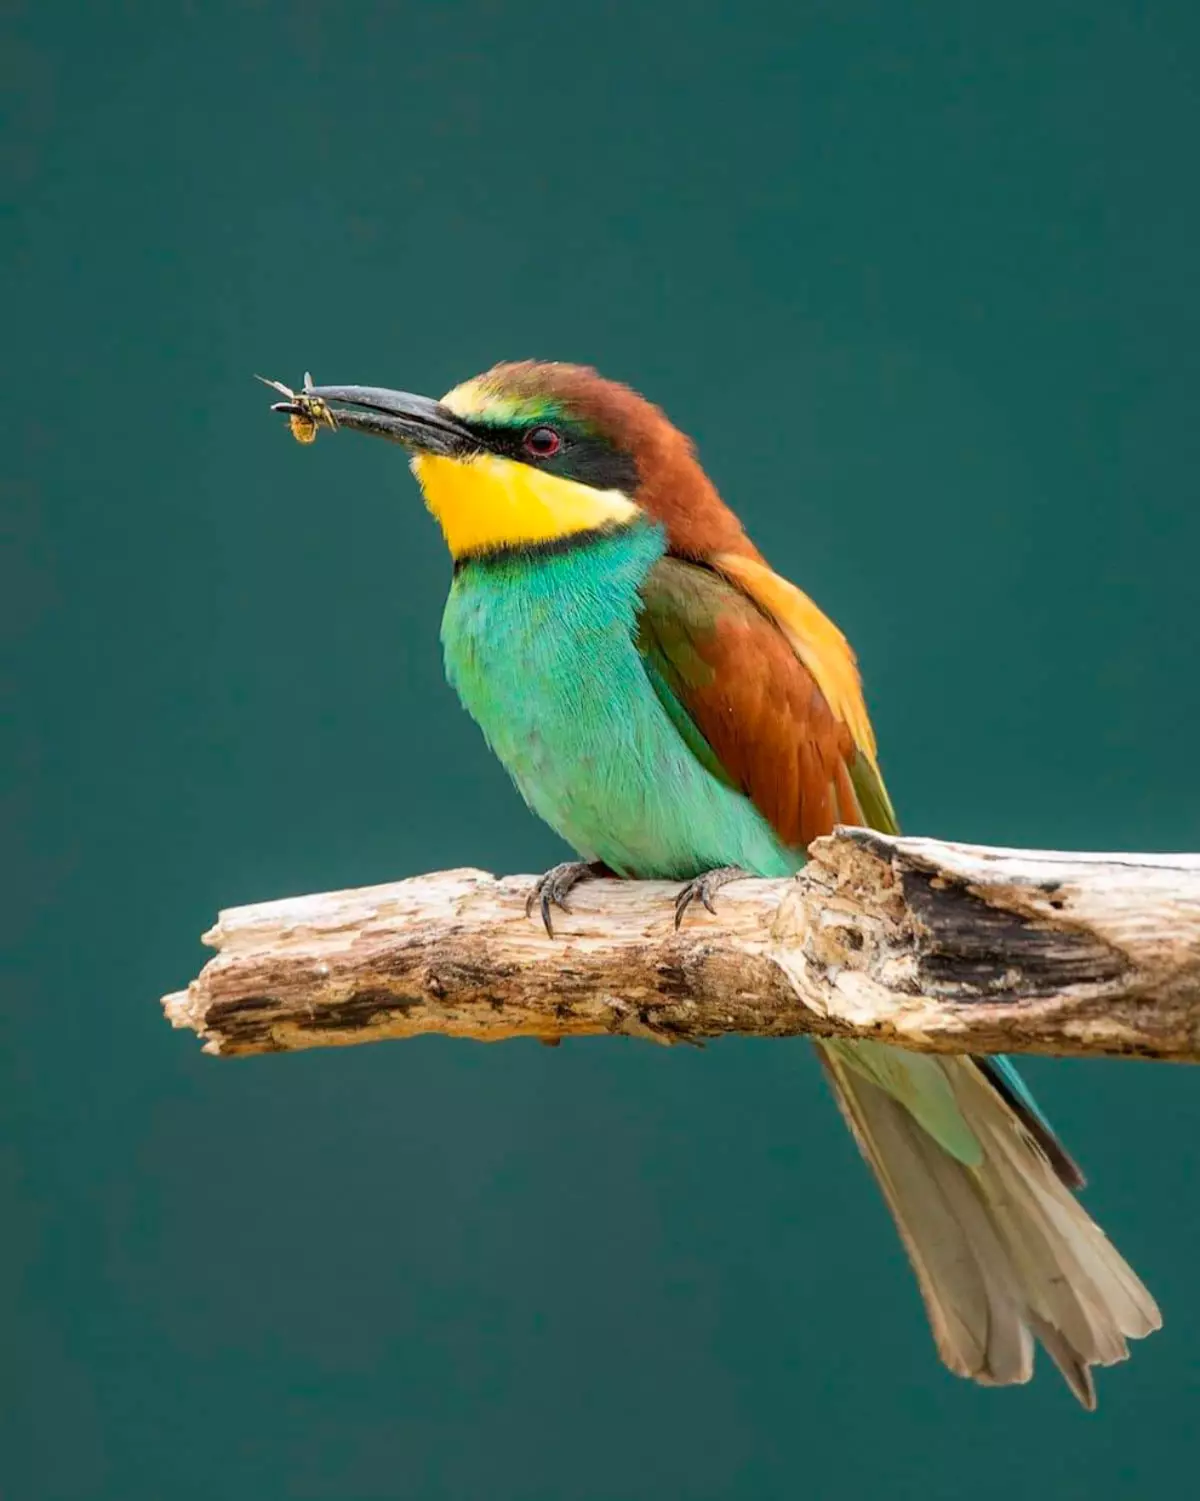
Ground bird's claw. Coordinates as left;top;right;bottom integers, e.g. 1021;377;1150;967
525;860;607;938
673;866;749;929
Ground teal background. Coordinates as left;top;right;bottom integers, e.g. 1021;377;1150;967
6;2;1200;1496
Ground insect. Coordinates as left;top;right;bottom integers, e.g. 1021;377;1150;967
255;373;338;444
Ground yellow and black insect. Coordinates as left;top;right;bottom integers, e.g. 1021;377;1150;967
256;373;338;444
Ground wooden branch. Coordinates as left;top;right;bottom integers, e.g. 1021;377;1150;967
162;830;1200;1061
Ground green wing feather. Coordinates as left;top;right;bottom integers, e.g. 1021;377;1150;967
635;564;737;790
850;753;899;836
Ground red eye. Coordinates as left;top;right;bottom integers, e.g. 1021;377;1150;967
523;425;561;459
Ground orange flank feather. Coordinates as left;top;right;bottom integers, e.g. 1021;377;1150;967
639;558;878;849
711;553;900;837
713;554;877;766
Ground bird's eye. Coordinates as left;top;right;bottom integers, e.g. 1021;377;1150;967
523;425;561;459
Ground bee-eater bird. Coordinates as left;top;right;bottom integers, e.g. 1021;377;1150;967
269;362;1160;1405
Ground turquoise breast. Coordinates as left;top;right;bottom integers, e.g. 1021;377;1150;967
440;523;800;880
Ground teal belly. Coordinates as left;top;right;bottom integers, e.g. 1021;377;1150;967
441;526;800;880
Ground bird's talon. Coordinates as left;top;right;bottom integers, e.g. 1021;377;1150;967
525;860;607;938
672;866;749;928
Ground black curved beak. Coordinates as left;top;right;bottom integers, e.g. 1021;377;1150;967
261;375;479;457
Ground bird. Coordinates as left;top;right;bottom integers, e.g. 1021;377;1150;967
266;361;1160;1406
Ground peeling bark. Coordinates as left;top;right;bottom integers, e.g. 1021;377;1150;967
162;830;1200;1061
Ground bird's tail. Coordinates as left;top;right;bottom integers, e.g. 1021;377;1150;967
817;1039;1161;1406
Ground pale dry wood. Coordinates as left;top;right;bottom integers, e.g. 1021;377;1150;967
162;829;1200;1061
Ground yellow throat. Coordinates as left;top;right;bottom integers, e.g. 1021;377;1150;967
410;451;640;559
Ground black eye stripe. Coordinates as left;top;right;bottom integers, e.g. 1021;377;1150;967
466;417;640;494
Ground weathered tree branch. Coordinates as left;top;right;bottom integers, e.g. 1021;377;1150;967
162;830;1200;1061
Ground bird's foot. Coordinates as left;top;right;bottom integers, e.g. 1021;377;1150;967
673;865;750;929
525;860;612;938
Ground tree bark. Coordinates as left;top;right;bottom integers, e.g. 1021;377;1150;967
161;830;1200;1062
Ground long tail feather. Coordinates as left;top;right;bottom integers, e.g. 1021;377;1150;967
817;1043;1160;1406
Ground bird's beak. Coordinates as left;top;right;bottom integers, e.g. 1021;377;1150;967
263;376;479;457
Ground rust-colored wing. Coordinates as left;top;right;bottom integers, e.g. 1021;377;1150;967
636;554;897;848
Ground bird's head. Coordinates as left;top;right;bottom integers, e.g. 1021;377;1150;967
287;362;759;563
